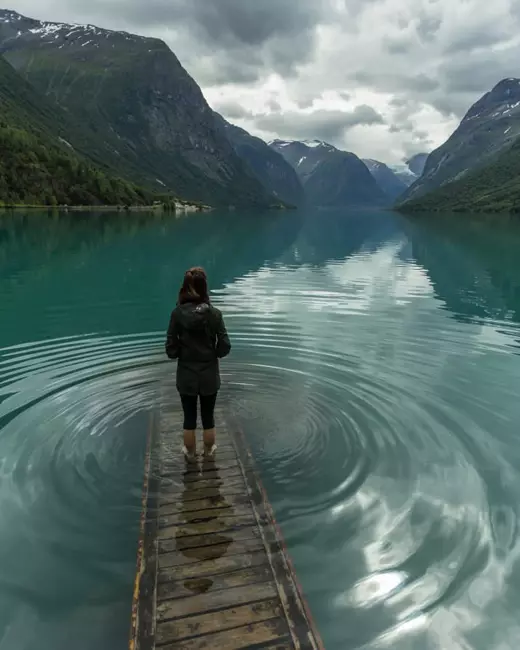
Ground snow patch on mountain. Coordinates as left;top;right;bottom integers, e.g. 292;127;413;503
363;159;384;172
0;9;147;47
0;10;21;22
302;139;325;148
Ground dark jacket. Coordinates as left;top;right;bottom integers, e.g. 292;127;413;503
165;301;231;396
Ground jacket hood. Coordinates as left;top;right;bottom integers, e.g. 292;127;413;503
178;302;211;331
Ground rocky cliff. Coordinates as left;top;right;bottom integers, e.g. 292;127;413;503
215;115;304;206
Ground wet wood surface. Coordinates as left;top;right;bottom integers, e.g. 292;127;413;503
130;400;324;650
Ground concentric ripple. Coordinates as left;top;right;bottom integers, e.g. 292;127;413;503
214;241;520;650
0;332;167;649
2;209;520;650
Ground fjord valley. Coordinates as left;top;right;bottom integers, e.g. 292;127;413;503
3;3;520;650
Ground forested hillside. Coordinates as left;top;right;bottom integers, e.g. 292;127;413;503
0;56;156;206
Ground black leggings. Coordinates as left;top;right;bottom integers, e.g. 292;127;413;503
180;393;217;430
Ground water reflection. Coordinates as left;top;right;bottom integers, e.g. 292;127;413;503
403;212;520;324
173;456;234;594
216;210;520;650
0;209;304;347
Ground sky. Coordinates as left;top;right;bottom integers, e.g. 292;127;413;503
7;0;520;165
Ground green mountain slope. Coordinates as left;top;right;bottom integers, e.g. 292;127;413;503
397;137;520;213
0;56;155;206
401;79;520;203
0;10;276;207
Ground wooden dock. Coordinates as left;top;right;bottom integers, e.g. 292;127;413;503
130;404;324;650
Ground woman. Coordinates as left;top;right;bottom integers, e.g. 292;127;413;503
165;267;231;460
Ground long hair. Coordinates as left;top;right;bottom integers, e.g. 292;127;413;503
178;266;210;305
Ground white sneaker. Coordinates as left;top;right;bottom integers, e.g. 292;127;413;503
182;445;197;462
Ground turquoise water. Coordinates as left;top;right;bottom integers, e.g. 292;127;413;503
1;208;520;649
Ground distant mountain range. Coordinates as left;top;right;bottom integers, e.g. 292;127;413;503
362;159;408;200
270;139;388;207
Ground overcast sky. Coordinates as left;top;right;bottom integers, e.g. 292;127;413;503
8;0;520;164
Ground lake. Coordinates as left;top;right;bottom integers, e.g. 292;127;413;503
1;208;520;650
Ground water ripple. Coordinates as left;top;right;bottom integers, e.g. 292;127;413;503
0;331;165;648
2;213;520;650
215;252;520;650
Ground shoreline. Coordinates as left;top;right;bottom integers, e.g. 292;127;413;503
0;202;212;213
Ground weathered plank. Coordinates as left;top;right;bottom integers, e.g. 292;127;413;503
161;476;246;493
157;565;273;601
158;525;261;555
131;398;324;650
158;618;291;650
159;503;253;527
163;461;241;478
168;467;244;483
158;537;265;568
159;493;251;516
156;599;283;645
159;549;267;579
157;582;279;621
160;482;248;502
158;513;256;539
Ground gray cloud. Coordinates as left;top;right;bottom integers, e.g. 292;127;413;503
266;98;282;112
41;0;322;39
383;36;413;55
33;0;326;82
212;100;253;121
296;97;316;109
402;139;433;159
181;0;320;47
415;14;441;43
407;74;440;93
254;105;385;144
444;25;507;55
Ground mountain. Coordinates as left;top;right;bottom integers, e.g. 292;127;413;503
406;153;428;177
0;10;276;208
270;140;387;207
401;78;520;202
0;55;158;206
397;136;520;213
214;114;304;207
390;153;429;187
362;159;408;200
